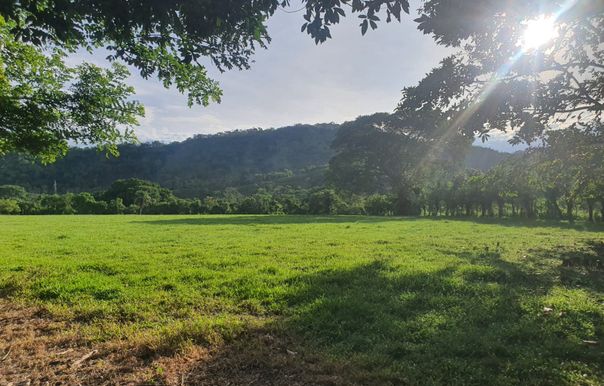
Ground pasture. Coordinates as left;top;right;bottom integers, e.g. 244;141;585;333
0;215;603;385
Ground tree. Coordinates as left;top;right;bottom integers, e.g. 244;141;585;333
329;113;465;215
135;191;152;215
394;0;604;145
0;198;20;214
1;1;409;160
72;192;108;214
364;194;394;216
103;178;174;206
108;198;126;215
0;184;27;200
40;193;74;214
308;189;345;215
539;126;604;222
0;16;144;161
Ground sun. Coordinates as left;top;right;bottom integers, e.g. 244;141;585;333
520;15;559;51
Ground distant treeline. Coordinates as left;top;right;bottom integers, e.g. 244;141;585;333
0;179;389;216
1;168;603;222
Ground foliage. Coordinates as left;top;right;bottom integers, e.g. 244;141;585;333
394;0;604;145
0;198;20;214
364;194;394;216
0;16;143;161
102;178;174;207
0;184;27;200
0;124;339;196
329;114;468;215
71;192;108;215
0;1;409;103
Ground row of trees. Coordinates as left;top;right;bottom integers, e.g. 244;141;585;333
0;179;381;216
328;115;604;222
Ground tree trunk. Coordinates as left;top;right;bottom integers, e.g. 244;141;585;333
566;200;574;223
587;201;594;223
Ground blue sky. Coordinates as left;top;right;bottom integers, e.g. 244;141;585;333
74;2;521;152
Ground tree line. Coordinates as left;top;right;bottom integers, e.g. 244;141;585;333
0;178;386;216
328;115;604;222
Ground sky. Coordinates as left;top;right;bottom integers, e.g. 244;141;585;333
73;2;522;152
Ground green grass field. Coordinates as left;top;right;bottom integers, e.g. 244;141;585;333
1;215;603;384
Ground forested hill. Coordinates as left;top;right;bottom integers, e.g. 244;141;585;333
0;123;509;197
0;124;339;197
465;146;512;171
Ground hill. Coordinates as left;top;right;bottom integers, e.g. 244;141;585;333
464;146;511;171
0;124;509;197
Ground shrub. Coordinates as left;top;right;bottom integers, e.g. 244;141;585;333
308;189;346;215
365;194;394;216
0;199;21;214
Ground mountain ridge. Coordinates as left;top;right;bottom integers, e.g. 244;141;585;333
0;123;510;197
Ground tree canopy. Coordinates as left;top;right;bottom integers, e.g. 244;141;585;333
394;0;604;145
0;0;411;160
0;16;143;162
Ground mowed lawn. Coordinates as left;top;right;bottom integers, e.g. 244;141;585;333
1;215;603;384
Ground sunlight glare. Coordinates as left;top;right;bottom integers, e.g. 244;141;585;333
520;15;559;51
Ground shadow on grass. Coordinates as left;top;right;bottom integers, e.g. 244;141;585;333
180;248;603;385
527;239;604;294
135;214;604;232
426;216;604;232
133;215;418;227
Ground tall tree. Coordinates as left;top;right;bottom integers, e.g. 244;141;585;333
329;113;467;214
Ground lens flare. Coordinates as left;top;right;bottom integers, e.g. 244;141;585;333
520;15;559;51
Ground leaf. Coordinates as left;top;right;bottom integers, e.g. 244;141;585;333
361;20;368;35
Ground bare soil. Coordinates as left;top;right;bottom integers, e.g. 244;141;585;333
0;301;351;386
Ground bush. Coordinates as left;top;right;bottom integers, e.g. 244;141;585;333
0;185;27;200
365;194;394;216
0;199;21;214
40;194;75;214
308;189;346;215
72;192;108;214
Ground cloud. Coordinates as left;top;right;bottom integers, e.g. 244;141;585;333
72;5;532;150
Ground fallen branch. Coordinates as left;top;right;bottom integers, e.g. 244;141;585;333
72;350;98;367
1;346;11;361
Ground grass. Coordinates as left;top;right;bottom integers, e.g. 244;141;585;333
1;215;603;384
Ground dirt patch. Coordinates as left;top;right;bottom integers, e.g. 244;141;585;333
0;301;350;385
0;300;143;385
